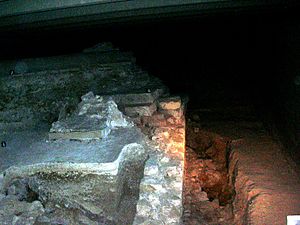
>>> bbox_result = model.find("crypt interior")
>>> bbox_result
[0,1,300,224]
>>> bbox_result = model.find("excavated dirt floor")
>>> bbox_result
[182,106,300,225]
[182,123,234,225]
[182,145,233,225]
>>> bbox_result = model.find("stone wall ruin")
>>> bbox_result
[0,43,186,224]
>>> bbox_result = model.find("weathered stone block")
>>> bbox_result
[48,130,109,140]
[109,88,164,106]
[0,44,167,128]
[124,103,157,117]
[0,43,186,224]
[6,178,29,201]
[134,140,184,225]
[49,92,132,140]
[143,164,159,176]
[1,143,148,225]
[160,107,184,120]
[141,113,167,127]
[158,96,181,110]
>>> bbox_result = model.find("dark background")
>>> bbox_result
[0,8,291,108]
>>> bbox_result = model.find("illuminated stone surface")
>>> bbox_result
[49,92,132,140]
[0,142,148,224]
[0,43,166,128]
[132,96,186,225]
[0,91,149,224]
[0,44,186,224]
[0,91,186,225]
[158,96,182,110]
[124,103,157,117]
[107,88,165,106]
[0,196,44,225]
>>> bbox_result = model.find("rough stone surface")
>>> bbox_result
[1,142,148,225]
[0,43,186,224]
[108,88,165,107]
[158,96,182,110]
[133,143,184,225]
[0,195,44,225]
[14,61,29,74]
[125,103,157,117]
[49,92,132,140]
[0,43,166,128]
[0,90,152,224]
[6,178,29,201]
[132,96,186,225]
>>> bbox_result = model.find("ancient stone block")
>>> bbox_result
[0,44,167,128]
[0,42,187,224]
[109,88,164,106]
[1,142,148,224]
[160,107,184,120]
[158,96,182,110]
[124,103,157,117]
[134,150,184,225]
[141,113,167,127]
[49,92,132,140]
[48,130,108,140]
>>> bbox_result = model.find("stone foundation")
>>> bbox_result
[0,95,149,224]
[124,96,186,224]
[0,43,166,128]
[0,43,186,224]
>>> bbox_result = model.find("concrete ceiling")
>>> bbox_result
[0,0,291,32]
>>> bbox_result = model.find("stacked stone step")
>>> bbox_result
[123,95,186,159]
[48,91,133,140]
[118,93,186,225]
[155,97,186,156]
